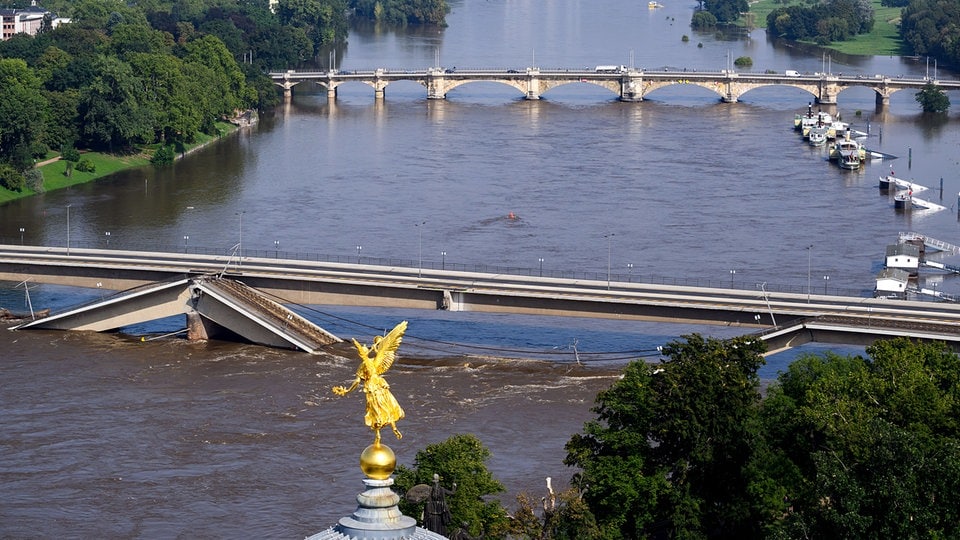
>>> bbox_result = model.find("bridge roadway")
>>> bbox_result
[269,67,960,107]
[3,244,960,355]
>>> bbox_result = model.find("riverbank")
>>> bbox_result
[747,0,906,56]
[0,121,239,205]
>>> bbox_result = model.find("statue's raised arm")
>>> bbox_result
[333,321,408,445]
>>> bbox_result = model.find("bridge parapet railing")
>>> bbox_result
[0,237,873,299]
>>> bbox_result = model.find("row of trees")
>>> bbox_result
[765,0,875,45]
[403,336,960,539]
[899,0,960,69]
[0,0,450,191]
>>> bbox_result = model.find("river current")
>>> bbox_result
[2,0,960,536]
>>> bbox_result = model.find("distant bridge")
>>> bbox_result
[269,67,960,107]
[5,244,960,356]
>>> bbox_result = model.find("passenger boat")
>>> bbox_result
[830,130,866,168]
[648,1,663,7]
[808,125,828,146]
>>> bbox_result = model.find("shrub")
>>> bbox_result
[61,147,80,162]
[734,56,753,67]
[0,164,26,191]
[24,169,44,192]
[75,158,96,173]
[151,145,176,165]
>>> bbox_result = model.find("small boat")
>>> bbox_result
[648,1,663,7]
[830,130,866,168]
[894,191,911,209]
[808,125,828,146]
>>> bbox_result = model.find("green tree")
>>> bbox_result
[276,0,348,53]
[691,10,718,28]
[128,52,200,144]
[565,335,774,539]
[916,82,950,113]
[704,0,748,23]
[760,339,960,538]
[78,55,154,151]
[394,434,510,538]
[0,58,48,171]
[182,35,255,118]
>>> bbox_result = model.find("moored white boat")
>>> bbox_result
[808,126,828,146]
[830,130,866,168]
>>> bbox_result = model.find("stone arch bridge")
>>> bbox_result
[270,67,960,107]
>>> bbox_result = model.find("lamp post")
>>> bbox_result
[276,240,281,259]
[415,221,426,277]
[627,263,633,282]
[19,227,24,245]
[104,231,111,248]
[357,245,362,263]
[823,275,830,294]
[806,245,813,303]
[237,211,245,264]
[441,250,446,270]
[183,235,189,252]
[539,257,544,277]
[604,233,614,290]
[729,269,736,288]
[66,204,72,256]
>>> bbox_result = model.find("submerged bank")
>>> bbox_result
[0,121,240,205]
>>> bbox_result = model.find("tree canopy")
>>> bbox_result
[560,336,960,539]
[395,433,511,538]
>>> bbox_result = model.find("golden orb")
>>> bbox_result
[360,443,396,479]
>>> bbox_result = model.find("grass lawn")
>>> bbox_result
[0,121,238,205]
[746,0,908,56]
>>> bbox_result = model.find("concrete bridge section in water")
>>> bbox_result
[269,67,960,107]
[11,273,341,353]
[3,244,960,355]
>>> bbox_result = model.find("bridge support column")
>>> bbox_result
[281,81,296,101]
[817,82,839,105]
[875,91,890,109]
[427,76,445,99]
[620,78,643,102]
[525,72,541,100]
[327,85,337,100]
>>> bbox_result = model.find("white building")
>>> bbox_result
[0,2,69,41]
[885,243,920,275]
[875,268,911,297]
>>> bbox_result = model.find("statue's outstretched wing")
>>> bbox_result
[374,320,408,375]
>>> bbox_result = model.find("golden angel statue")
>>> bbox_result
[333,321,408,445]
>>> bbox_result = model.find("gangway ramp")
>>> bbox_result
[900,232,960,255]
[13,274,341,353]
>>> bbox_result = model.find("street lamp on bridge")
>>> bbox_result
[19,227,24,245]
[539,257,544,277]
[441,250,446,270]
[823,275,830,294]
[183,235,189,252]
[66,204,72,256]
[604,233,615,289]
[415,221,426,277]
[104,231,111,248]
[357,245,362,263]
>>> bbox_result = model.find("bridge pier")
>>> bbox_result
[328,84,337,99]
[875,92,890,109]
[620,78,642,102]
[525,72,541,100]
[817,80,839,105]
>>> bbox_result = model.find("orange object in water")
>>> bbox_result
[508,212,516,220]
